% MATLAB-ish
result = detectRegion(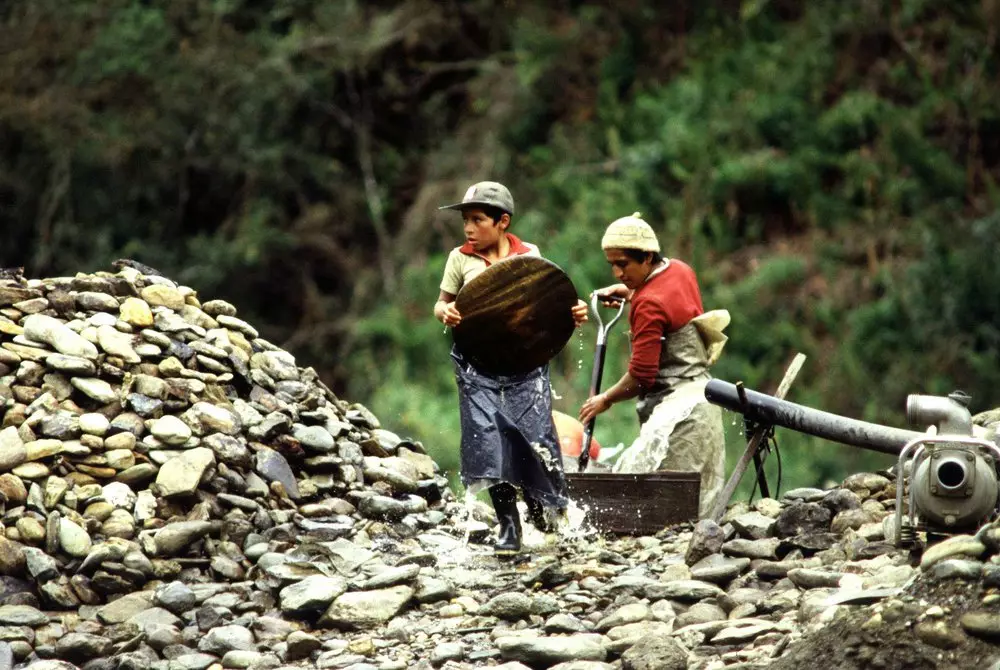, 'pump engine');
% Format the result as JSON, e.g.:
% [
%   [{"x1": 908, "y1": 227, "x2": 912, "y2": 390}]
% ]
[{"x1": 894, "y1": 392, "x2": 1000, "y2": 547}]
